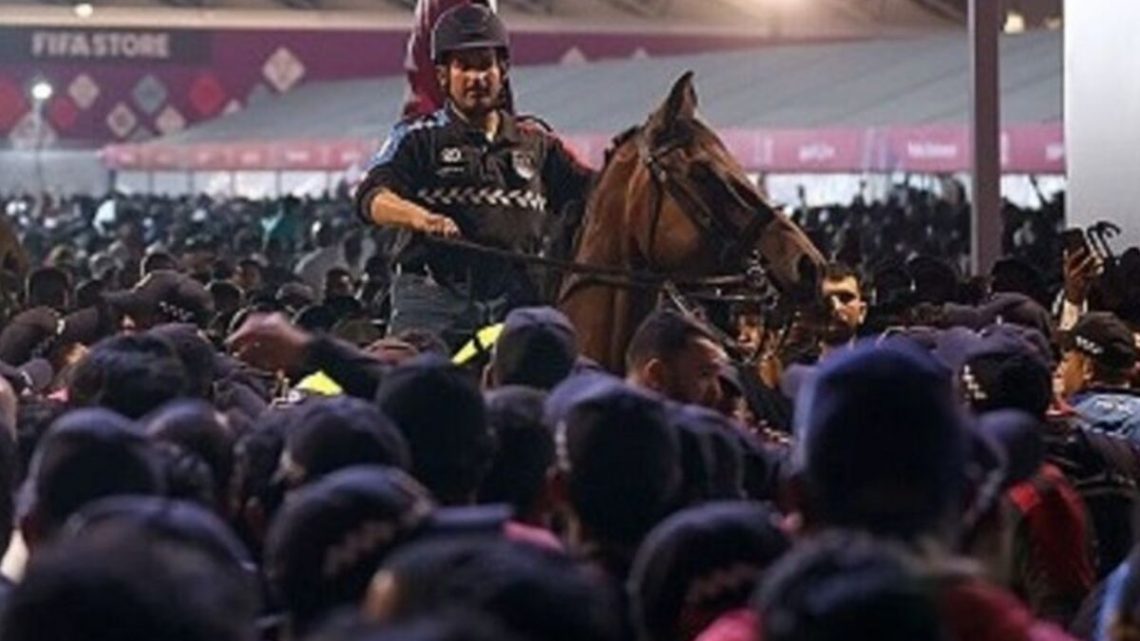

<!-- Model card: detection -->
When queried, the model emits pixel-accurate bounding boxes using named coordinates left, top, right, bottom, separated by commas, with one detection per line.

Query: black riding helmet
left=431, top=3, right=510, bottom=64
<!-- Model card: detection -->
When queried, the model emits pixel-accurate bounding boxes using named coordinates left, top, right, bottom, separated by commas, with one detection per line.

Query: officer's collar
left=445, top=104, right=519, bottom=144
left=496, top=113, right=522, bottom=143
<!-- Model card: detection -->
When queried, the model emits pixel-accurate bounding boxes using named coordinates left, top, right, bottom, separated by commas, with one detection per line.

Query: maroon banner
left=102, top=123, right=1066, bottom=174
left=0, top=25, right=782, bottom=146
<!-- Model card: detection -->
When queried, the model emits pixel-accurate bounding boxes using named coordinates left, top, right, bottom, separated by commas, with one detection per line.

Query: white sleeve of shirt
left=1060, top=298, right=1086, bottom=331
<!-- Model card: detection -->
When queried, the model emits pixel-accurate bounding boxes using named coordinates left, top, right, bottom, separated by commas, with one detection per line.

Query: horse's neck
left=559, top=163, right=656, bottom=372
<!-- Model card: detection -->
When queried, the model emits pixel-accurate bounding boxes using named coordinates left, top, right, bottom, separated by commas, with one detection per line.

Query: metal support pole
left=970, top=0, right=1003, bottom=276
left=33, top=99, right=47, bottom=205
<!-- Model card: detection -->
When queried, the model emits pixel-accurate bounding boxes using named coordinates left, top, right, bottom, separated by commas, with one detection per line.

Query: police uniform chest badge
left=511, top=151, right=536, bottom=180
left=440, top=147, right=463, bottom=164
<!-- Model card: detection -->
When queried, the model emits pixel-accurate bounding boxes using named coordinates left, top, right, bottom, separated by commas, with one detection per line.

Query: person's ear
left=779, top=472, right=812, bottom=539
left=435, top=65, right=449, bottom=92
left=545, top=467, right=581, bottom=545
left=642, top=358, right=669, bottom=393
left=1079, top=353, right=1095, bottom=383
left=362, top=569, right=401, bottom=623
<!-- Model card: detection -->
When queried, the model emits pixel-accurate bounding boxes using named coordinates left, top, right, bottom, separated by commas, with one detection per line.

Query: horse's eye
left=691, top=163, right=757, bottom=212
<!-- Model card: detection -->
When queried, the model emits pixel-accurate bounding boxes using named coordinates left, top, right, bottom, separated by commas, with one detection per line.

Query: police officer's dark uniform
left=355, top=4, right=592, bottom=342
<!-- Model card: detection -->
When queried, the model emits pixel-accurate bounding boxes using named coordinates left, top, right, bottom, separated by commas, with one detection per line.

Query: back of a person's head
left=229, top=414, right=287, bottom=556
left=373, top=538, right=620, bottom=641
left=794, top=340, right=968, bottom=540
left=15, top=398, right=66, bottom=487
left=478, top=386, right=553, bottom=518
left=25, top=267, right=70, bottom=311
left=629, top=501, right=790, bottom=641
left=283, top=397, right=410, bottom=488
left=208, top=281, right=243, bottom=314
left=265, top=466, right=434, bottom=636
left=492, top=307, right=579, bottom=390
left=755, top=532, right=946, bottom=641
left=626, top=310, right=714, bottom=372
left=670, top=406, right=748, bottom=505
left=146, top=399, right=235, bottom=502
left=960, top=331, right=1053, bottom=418
left=394, top=329, right=451, bottom=357
left=65, top=496, right=254, bottom=582
left=24, top=408, right=163, bottom=542
left=1, top=524, right=255, bottom=641
left=68, top=333, right=189, bottom=419
left=551, top=378, right=681, bottom=549
left=147, top=323, right=217, bottom=399
left=141, top=251, right=179, bottom=276
left=376, top=356, right=492, bottom=505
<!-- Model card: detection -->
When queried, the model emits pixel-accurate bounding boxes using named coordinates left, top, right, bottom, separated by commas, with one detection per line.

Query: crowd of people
left=1, top=179, right=1140, bottom=641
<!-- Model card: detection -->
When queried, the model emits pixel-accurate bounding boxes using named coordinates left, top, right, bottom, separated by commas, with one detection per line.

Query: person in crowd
left=959, top=323, right=1135, bottom=585
left=364, top=538, right=620, bottom=641
left=265, top=466, right=434, bottom=638
left=1, top=519, right=256, bottom=641
left=275, top=396, right=410, bottom=489
left=1058, top=312, right=1140, bottom=441
left=629, top=501, right=789, bottom=641
left=234, top=258, right=266, bottom=298
left=103, top=269, right=215, bottom=331
left=24, top=267, right=70, bottom=313
left=487, top=306, right=579, bottom=390
left=376, top=355, right=494, bottom=506
left=67, top=333, right=189, bottom=419
left=544, top=375, right=681, bottom=587
left=792, top=340, right=1078, bottom=641
left=479, top=386, right=554, bottom=526
left=626, top=310, right=728, bottom=409
left=146, top=400, right=238, bottom=513
left=19, top=408, right=163, bottom=551
left=819, top=262, right=867, bottom=344
left=355, top=3, right=593, bottom=342
left=754, top=531, right=947, bottom=641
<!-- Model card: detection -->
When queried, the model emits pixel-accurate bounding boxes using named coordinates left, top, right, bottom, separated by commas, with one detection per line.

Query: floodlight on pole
left=30, top=80, right=54, bottom=103
left=1004, top=11, right=1026, bottom=33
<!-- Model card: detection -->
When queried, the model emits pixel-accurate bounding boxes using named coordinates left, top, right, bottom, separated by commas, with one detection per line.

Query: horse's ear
left=647, top=71, right=698, bottom=135
left=663, top=71, right=698, bottom=123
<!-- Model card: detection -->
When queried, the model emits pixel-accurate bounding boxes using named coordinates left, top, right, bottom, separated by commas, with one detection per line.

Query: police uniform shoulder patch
left=441, top=147, right=464, bottom=164
left=511, top=150, right=536, bottom=180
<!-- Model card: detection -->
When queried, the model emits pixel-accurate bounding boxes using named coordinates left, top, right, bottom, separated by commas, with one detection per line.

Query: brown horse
left=558, top=72, right=825, bottom=372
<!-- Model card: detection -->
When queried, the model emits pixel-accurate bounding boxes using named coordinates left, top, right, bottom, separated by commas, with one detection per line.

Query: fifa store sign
left=0, top=28, right=209, bottom=63
left=33, top=31, right=172, bottom=60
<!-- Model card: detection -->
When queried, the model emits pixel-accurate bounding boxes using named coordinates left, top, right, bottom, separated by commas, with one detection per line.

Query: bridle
left=633, top=126, right=771, bottom=273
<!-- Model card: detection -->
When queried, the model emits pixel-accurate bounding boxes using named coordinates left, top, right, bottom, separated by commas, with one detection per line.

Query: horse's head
left=633, top=72, right=824, bottom=299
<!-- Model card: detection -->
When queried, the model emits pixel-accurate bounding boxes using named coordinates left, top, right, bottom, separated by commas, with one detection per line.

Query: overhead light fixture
left=73, top=2, right=94, bottom=17
left=30, top=80, right=54, bottom=103
left=1004, top=11, right=1026, bottom=34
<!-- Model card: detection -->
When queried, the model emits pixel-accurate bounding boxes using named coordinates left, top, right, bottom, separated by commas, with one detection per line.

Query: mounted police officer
left=355, top=4, right=593, bottom=345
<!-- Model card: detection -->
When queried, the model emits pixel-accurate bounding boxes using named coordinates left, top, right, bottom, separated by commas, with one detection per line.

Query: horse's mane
left=603, top=126, right=641, bottom=168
